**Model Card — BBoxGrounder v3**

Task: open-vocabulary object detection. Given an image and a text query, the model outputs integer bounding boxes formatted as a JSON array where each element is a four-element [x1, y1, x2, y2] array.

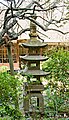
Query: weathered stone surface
[[21, 69, 50, 76], [21, 42, 47, 48], [20, 55, 48, 61], [25, 84, 44, 91]]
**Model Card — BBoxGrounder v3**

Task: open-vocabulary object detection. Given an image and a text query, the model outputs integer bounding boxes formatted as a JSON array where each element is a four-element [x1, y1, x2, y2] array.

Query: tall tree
[[0, 0, 69, 74], [0, 0, 69, 42]]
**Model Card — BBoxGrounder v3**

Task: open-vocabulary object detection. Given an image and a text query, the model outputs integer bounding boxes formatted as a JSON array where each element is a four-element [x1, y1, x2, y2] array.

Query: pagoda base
[[24, 84, 44, 114], [25, 83, 44, 91], [24, 92, 44, 114]]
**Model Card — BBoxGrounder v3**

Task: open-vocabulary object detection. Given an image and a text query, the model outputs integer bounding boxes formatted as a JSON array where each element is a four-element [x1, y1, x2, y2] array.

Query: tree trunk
[[7, 45, 19, 109], [7, 45, 14, 75]]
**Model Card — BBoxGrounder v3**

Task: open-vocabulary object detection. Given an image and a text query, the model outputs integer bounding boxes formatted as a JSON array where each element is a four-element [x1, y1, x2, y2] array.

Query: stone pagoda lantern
[[19, 14, 49, 115]]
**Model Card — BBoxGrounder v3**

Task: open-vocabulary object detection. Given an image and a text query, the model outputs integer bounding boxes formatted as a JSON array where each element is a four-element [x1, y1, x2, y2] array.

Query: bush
[[42, 48, 69, 117], [0, 67, 24, 119]]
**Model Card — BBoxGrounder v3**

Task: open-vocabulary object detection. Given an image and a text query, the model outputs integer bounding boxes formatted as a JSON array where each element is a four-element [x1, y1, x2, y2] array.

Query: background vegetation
[[0, 67, 25, 120], [42, 48, 69, 119], [0, 48, 69, 120]]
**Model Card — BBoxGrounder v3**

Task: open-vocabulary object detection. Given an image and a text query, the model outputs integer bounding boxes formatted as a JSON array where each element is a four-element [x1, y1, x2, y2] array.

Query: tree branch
[[0, 2, 9, 8], [47, 28, 69, 35]]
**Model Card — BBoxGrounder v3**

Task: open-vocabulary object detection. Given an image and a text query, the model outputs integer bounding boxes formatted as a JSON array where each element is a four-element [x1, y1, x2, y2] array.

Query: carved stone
[[19, 14, 49, 115]]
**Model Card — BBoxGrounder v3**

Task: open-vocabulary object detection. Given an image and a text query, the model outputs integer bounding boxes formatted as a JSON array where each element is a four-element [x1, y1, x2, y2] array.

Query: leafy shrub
[[42, 48, 69, 117], [0, 68, 24, 119]]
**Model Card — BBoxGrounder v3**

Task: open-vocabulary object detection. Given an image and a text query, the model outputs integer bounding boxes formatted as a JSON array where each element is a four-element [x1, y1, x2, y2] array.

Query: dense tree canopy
[[0, 0, 69, 44]]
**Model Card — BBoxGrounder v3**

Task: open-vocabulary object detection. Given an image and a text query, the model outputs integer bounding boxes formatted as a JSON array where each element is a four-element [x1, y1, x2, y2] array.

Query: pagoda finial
[[29, 14, 38, 42]]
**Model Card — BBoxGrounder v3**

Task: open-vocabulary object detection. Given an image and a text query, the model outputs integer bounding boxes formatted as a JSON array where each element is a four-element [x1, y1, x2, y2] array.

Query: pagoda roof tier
[[21, 42, 47, 48], [21, 69, 50, 76], [20, 55, 48, 61]]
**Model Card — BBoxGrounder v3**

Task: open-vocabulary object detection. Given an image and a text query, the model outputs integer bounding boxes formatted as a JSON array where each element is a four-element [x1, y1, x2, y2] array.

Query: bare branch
[[0, 0, 69, 45], [0, 9, 6, 14], [38, 35, 44, 42], [0, 2, 9, 8], [17, 0, 25, 8], [37, 30, 50, 39], [24, 16, 46, 31], [47, 28, 69, 35], [17, 28, 30, 36], [41, 0, 51, 6], [3, 8, 10, 29]]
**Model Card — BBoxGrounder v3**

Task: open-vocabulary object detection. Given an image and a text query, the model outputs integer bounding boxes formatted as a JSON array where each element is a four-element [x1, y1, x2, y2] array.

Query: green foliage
[[43, 48, 69, 82], [42, 48, 69, 117], [0, 48, 69, 119], [0, 69, 24, 119]]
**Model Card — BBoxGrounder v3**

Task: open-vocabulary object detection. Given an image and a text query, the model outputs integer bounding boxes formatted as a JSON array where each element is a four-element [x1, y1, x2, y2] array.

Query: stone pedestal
[[24, 84, 44, 113]]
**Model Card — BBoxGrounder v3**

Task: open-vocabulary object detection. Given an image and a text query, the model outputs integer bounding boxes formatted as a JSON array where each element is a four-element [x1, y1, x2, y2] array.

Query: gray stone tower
[[19, 14, 49, 115]]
